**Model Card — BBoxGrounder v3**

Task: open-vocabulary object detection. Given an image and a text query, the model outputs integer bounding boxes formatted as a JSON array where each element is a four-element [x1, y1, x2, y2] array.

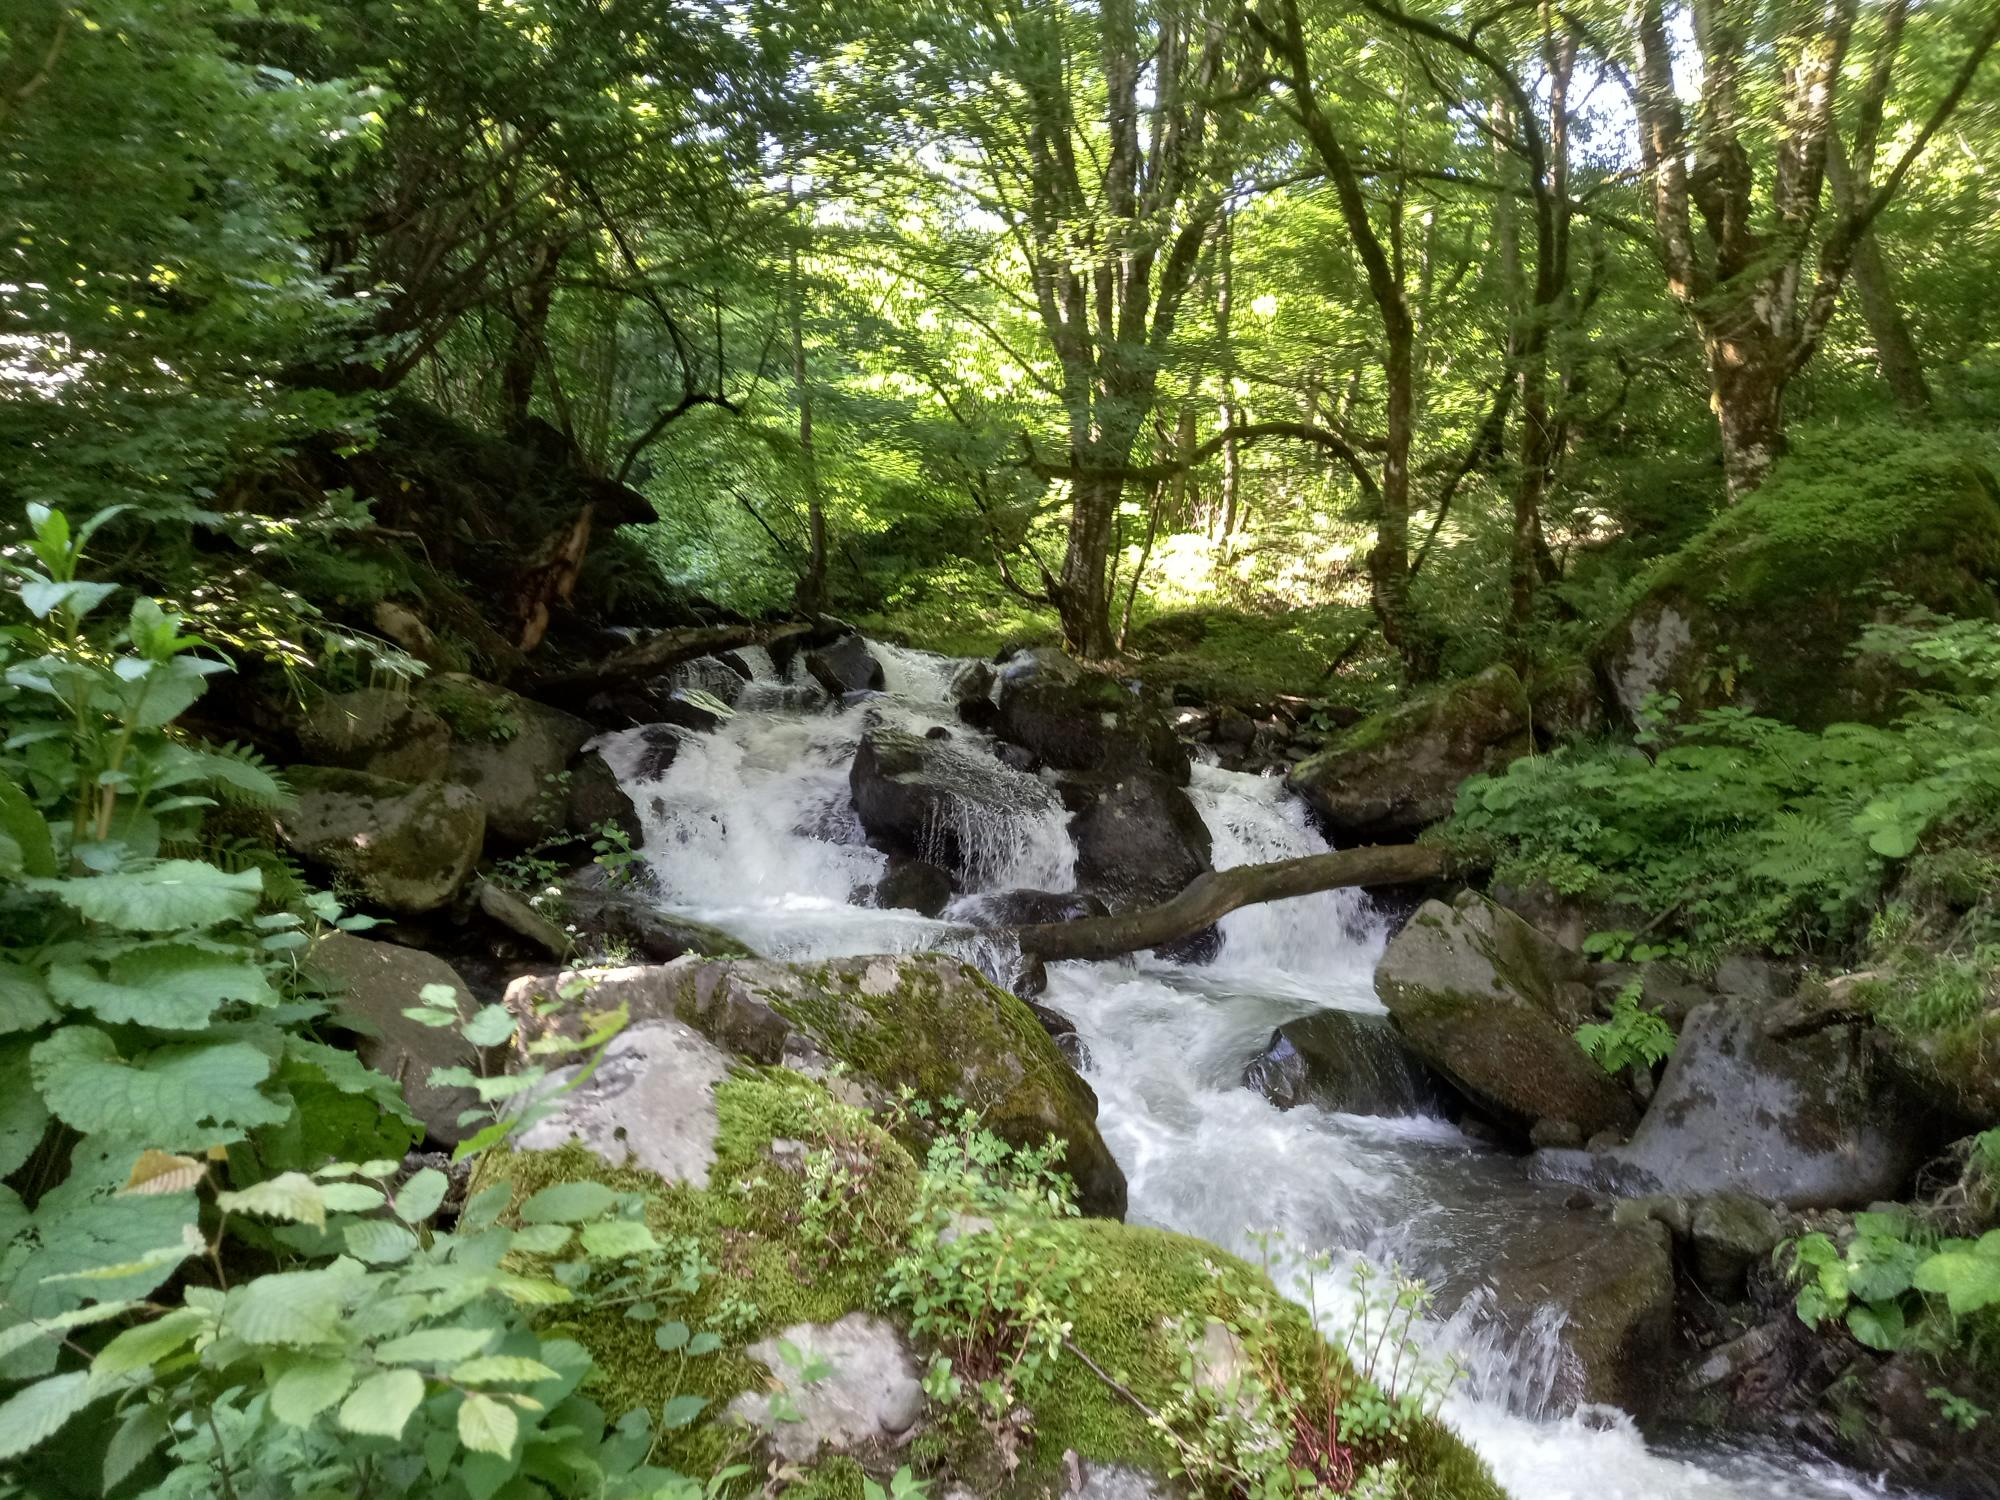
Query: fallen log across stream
[[531, 621, 816, 698], [1010, 843, 1457, 963]]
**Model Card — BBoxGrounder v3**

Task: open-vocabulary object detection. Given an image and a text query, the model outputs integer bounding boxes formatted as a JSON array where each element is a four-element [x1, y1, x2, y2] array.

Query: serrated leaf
[[50, 946, 276, 1028], [224, 1263, 360, 1347], [394, 1168, 448, 1225], [653, 1320, 689, 1353], [0, 1301, 136, 1362], [519, 1181, 617, 1225], [450, 1355, 560, 1385], [39, 1224, 205, 1285], [217, 1173, 325, 1229], [103, 1402, 168, 1489], [31, 1027, 286, 1147], [344, 1220, 419, 1265], [457, 1391, 518, 1456], [0, 1372, 96, 1459], [580, 1220, 657, 1257], [338, 1368, 425, 1438], [321, 1182, 386, 1213], [489, 1274, 572, 1307], [92, 1308, 206, 1376], [462, 1005, 516, 1047], [660, 1394, 707, 1430], [25, 862, 261, 932], [271, 1357, 356, 1426], [119, 1150, 206, 1197], [374, 1328, 494, 1365], [508, 1223, 572, 1255]]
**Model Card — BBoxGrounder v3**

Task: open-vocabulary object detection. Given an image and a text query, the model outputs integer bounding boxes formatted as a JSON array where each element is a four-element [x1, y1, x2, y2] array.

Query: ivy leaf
[[519, 1181, 617, 1225], [271, 1357, 357, 1427], [31, 1027, 286, 1147], [338, 1368, 426, 1438], [0, 1372, 97, 1459], [49, 946, 276, 1028], [457, 1391, 518, 1456], [24, 861, 262, 932], [216, 1173, 325, 1229]]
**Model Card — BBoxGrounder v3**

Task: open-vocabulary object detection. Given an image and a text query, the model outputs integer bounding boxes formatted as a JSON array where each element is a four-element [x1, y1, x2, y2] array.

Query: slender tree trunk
[[500, 239, 561, 427], [1824, 150, 1932, 417], [787, 188, 827, 615]]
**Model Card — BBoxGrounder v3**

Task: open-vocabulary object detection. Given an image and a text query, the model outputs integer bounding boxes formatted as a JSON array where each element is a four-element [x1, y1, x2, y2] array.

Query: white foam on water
[[606, 637, 1929, 1500]]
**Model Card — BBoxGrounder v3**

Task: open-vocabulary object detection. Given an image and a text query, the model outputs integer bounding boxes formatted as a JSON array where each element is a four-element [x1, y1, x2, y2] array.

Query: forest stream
[[593, 641, 1915, 1500]]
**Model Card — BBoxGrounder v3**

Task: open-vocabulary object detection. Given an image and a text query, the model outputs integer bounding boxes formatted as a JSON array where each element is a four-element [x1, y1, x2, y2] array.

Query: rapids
[[596, 640, 1919, 1500]]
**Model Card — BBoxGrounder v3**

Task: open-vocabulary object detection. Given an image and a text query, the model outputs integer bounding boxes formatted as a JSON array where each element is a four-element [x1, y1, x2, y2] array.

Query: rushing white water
[[606, 640, 1919, 1500]]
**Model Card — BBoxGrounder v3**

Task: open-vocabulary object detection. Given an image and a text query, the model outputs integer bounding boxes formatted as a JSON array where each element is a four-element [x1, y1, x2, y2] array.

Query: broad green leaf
[[31, 1027, 286, 1146], [508, 1223, 572, 1255], [580, 1220, 657, 1257], [0, 1041, 50, 1178], [0, 781, 54, 879], [450, 1355, 560, 1385], [660, 1394, 707, 1430], [103, 1402, 169, 1490], [457, 1391, 518, 1456], [25, 861, 261, 932], [519, 1181, 617, 1225], [374, 1328, 495, 1366], [0, 1372, 96, 1459], [0, 1301, 136, 1362], [38, 1225, 204, 1285], [344, 1220, 419, 1265], [19, 579, 118, 620], [320, 1182, 386, 1213], [394, 1168, 448, 1225], [462, 1005, 517, 1047], [0, 963, 57, 1036], [653, 1320, 689, 1353], [271, 1358, 357, 1426], [1914, 1251, 2000, 1316], [217, 1173, 325, 1229], [1845, 1300, 1906, 1352], [50, 946, 276, 1028], [224, 1263, 361, 1347], [339, 1367, 426, 1438], [92, 1308, 207, 1376]]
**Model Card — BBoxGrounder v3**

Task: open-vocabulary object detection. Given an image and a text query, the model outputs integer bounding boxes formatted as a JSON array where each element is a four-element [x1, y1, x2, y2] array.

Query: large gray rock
[[1286, 665, 1529, 840], [1597, 1002, 1925, 1208], [278, 768, 484, 915], [563, 745, 641, 846], [805, 635, 885, 695], [1242, 1008, 1443, 1118], [1374, 893, 1636, 1138], [505, 954, 1126, 1218], [1065, 770, 1212, 910], [849, 726, 1068, 886], [416, 674, 594, 847], [511, 1019, 732, 1187], [295, 687, 451, 782], [727, 1313, 923, 1460], [994, 667, 1188, 783], [310, 933, 480, 1144]]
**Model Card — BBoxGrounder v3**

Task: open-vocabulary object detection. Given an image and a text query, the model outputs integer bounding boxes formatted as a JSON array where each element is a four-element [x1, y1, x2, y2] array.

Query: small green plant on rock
[[1575, 982, 1677, 1077]]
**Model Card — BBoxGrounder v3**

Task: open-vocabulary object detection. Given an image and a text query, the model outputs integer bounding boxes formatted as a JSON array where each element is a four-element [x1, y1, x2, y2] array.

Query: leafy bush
[[1448, 614, 2000, 962]]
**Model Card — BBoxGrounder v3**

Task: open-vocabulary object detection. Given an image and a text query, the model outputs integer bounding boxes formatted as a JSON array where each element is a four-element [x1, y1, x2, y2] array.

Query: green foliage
[[1575, 983, 1677, 1077], [1449, 614, 2000, 961], [1780, 1210, 2000, 1373]]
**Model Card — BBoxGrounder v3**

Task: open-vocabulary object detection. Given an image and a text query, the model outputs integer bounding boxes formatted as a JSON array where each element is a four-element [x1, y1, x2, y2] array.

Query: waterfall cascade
[[601, 641, 1919, 1500]]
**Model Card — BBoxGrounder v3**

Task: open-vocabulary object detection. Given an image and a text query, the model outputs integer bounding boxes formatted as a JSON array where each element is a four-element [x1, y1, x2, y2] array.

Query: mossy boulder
[[476, 1061, 1508, 1500], [277, 766, 484, 914], [416, 672, 595, 847], [1599, 429, 2000, 730], [1374, 892, 1636, 1138], [505, 954, 1127, 1218], [1286, 665, 1530, 841], [294, 686, 451, 782]]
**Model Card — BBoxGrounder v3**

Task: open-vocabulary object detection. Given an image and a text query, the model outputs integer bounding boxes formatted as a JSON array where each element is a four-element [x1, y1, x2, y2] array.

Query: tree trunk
[[787, 194, 827, 615], [1824, 150, 1933, 418], [1058, 470, 1122, 657], [1706, 327, 1790, 500], [1011, 843, 1453, 963], [500, 239, 561, 427]]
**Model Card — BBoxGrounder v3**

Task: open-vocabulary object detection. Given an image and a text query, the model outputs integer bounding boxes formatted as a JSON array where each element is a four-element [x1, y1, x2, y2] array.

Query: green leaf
[[462, 1005, 517, 1047], [0, 963, 57, 1037], [451, 1355, 560, 1385], [374, 1328, 495, 1366], [0, 1372, 97, 1459], [394, 1168, 448, 1225], [344, 1220, 419, 1265], [654, 1320, 689, 1353], [19, 579, 118, 620], [0, 780, 55, 879], [687, 1331, 723, 1356], [271, 1357, 357, 1426], [217, 1173, 325, 1229], [224, 1263, 361, 1347], [1845, 1300, 1906, 1352], [1914, 1250, 2000, 1316], [508, 1223, 572, 1255], [661, 1394, 707, 1430], [320, 1182, 386, 1213], [580, 1220, 658, 1257], [519, 1181, 617, 1225], [0, 1041, 50, 1177], [49, 946, 276, 1028], [457, 1391, 519, 1456], [92, 1308, 207, 1376], [25, 861, 261, 932], [32, 1027, 286, 1147], [338, 1368, 426, 1438], [0, 1301, 137, 1362], [103, 1402, 169, 1490]]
